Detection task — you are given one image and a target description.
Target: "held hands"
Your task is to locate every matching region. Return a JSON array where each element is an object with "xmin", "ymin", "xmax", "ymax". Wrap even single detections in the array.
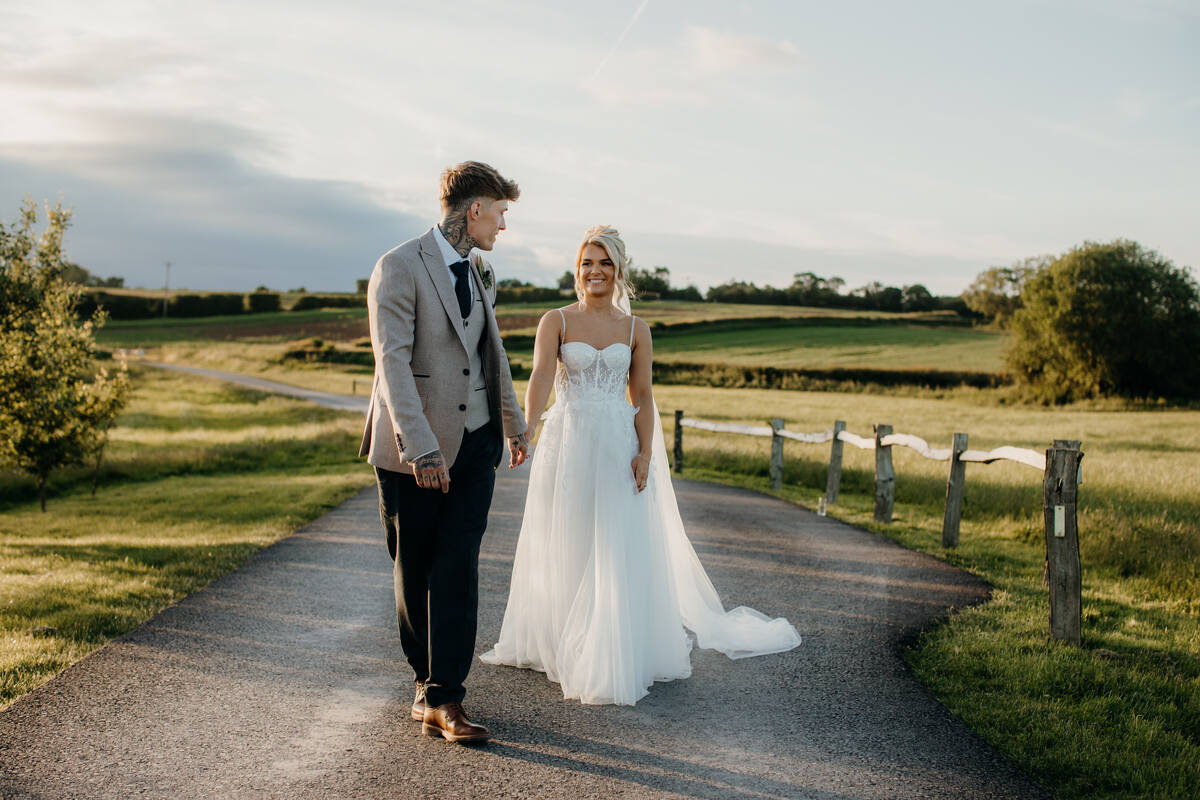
[
  {"xmin": 508, "ymin": 429, "xmax": 531, "ymax": 468},
  {"xmin": 413, "ymin": 450, "xmax": 450, "ymax": 493},
  {"xmin": 632, "ymin": 453, "xmax": 650, "ymax": 493}
]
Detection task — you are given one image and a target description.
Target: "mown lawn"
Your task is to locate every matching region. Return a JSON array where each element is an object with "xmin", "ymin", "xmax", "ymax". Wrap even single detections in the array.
[
  {"xmin": 647, "ymin": 383, "xmax": 1199, "ymax": 800},
  {"xmin": 0, "ymin": 367, "xmax": 373, "ymax": 709}
]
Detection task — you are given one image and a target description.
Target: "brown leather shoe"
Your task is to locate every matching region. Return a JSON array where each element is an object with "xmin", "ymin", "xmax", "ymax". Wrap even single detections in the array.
[
  {"xmin": 410, "ymin": 689, "xmax": 426, "ymax": 722},
  {"xmin": 422, "ymin": 702, "xmax": 490, "ymax": 744}
]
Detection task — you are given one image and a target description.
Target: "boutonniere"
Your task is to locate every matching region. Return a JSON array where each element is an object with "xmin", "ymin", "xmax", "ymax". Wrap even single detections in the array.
[{"xmin": 472, "ymin": 254, "xmax": 494, "ymax": 290}]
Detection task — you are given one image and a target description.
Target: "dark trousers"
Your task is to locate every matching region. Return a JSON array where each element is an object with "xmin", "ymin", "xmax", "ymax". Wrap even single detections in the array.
[{"xmin": 375, "ymin": 422, "xmax": 502, "ymax": 708}]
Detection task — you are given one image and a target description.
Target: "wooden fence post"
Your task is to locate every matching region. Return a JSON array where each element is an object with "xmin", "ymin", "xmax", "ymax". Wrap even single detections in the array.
[
  {"xmin": 673, "ymin": 410, "xmax": 684, "ymax": 474},
  {"xmin": 825, "ymin": 420, "xmax": 846, "ymax": 506},
  {"xmin": 769, "ymin": 418, "xmax": 784, "ymax": 491},
  {"xmin": 874, "ymin": 424, "xmax": 895, "ymax": 523},
  {"xmin": 941, "ymin": 432, "xmax": 968, "ymax": 548},
  {"xmin": 1044, "ymin": 440, "xmax": 1083, "ymax": 645}
]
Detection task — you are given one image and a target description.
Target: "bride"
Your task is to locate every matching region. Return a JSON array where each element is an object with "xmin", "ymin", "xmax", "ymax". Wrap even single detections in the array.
[{"xmin": 480, "ymin": 225, "xmax": 800, "ymax": 705}]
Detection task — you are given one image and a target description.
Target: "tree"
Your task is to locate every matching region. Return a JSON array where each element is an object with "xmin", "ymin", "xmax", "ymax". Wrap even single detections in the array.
[
  {"xmin": 1006, "ymin": 240, "xmax": 1200, "ymax": 402},
  {"xmin": 901, "ymin": 283, "xmax": 935, "ymax": 312},
  {"xmin": 628, "ymin": 266, "xmax": 671, "ymax": 297},
  {"xmin": 0, "ymin": 199, "xmax": 130, "ymax": 510},
  {"xmin": 557, "ymin": 271, "xmax": 575, "ymax": 291},
  {"xmin": 62, "ymin": 260, "xmax": 124, "ymax": 288},
  {"xmin": 788, "ymin": 272, "xmax": 845, "ymax": 306},
  {"xmin": 962, "ymin": 258, "xmax": 1046, "ymax": 327}
]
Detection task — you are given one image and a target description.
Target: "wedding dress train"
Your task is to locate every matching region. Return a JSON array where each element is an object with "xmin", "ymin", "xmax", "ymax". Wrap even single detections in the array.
[{"xmin": 481, "ymin": 319, "xmax": 800, "ymax": 705}]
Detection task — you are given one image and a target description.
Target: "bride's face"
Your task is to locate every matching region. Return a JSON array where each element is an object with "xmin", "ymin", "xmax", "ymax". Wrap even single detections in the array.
[{"xmin": 578, "ymin": 243, "xmax": 616, "ymax": 298}]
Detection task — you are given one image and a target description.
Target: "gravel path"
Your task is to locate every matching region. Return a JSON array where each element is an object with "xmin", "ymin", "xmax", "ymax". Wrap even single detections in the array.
[{"xmin": 0, "ymin": 366, "xmax": 1047, "ymax": 799}]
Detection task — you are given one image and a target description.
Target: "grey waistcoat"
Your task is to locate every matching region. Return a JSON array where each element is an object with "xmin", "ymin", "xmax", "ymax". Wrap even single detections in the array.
[{"xmin": 463, "ymin": 294, "xmax": 491, "ymax": 432}]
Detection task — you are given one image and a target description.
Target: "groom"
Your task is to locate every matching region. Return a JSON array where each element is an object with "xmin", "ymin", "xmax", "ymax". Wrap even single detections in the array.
[{"xmin": 360, "ymin": 161, "xmax": 528, "ymax": 744}]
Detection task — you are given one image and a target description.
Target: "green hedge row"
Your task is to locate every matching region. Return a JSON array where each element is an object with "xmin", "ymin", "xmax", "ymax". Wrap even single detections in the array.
[
  {"xmin": 290, "ymin": 294, "xmax": 364, "ymax": 311},
  {"xmin": 77, "ymin": 290, "xmax": 369, "ymax": 319},
  {"xmin": 651, "ymin": 361, "xmax": 1007, "ymax": 390},
  {"xmin": 495, "ymin": 286, "xmax": 566, "ymax": 304},
  {"xmin": 76, "ymin": 292, "xmax": 251, "ymax": 319}
]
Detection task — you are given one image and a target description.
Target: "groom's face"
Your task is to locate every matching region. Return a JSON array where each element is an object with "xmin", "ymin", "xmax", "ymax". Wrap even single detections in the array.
[{"xmin": 468, "ymin": 197, "xmax": 509, "ymax": 251}]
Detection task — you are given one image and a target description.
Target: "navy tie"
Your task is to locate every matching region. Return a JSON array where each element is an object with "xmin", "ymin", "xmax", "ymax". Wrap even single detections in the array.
[{"xmin": 448, "ymin": 259, "xmax": 472, "ymax": 319}]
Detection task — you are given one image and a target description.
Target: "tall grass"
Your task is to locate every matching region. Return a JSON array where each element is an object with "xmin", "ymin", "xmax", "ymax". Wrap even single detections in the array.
[
  {"xmin": 0, "ymin": 367, "xmax": 373, "ymax": 708},
  {"xmin": 649, "ymin": 383, "xmax": 1200, "ymax": 798}
]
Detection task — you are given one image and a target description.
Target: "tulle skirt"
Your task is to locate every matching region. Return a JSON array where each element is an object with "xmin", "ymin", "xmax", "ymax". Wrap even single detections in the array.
[{"xmin": 480, "ymin": 397, "xmax": 801, "ymax": 705}]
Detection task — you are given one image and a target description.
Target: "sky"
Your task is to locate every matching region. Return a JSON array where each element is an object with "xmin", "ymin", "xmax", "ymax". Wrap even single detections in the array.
[{"xmin": 1, "ymin": 0, "xmax": 1197, "ymax": 295}]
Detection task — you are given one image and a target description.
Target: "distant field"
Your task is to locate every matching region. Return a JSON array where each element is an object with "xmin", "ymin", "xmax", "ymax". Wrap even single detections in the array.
[
  {"xmin": 627, "ymin": 324, "xmax": 1002, "ymax": 372},
  {"xmin": 98, "ymin": 301, "xmax": 965, "ymax": 344},
  {"xmin": 96, "ymin": 309, "xmax": 368, "ymax": 347},
  {"xmin": 98, "ymin": 302, "xmax": 998, "ymax": 379}
]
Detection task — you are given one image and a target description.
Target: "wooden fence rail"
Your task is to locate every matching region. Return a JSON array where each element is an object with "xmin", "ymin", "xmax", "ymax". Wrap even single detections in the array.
[{"xmin": 672, "ymin": 412, "xmax": 1083, "ymax": 644}]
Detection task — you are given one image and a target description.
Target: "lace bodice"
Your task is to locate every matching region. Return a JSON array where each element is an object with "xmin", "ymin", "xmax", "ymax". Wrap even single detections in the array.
[{"xmin": 556, "ymin": 342, "xmax": 631, "ymax": 404}]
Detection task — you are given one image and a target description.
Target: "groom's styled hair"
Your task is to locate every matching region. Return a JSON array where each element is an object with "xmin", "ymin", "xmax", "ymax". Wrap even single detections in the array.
[{"xmin": 439, "ymin": 161, "xmax": 520, "ymax": 213}]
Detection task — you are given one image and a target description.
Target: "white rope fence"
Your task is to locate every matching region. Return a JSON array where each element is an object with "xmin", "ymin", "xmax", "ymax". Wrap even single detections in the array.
[
  {"xmin": 671, "ymin": 411, "xmax": 1086, "ymax": 645},
  {"xmin": 678, "ymin": 416, "xmax": 1045, "ymax": 470}
]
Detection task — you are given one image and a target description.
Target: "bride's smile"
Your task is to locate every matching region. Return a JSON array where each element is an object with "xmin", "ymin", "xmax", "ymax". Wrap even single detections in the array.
[{"xmin": 578, "ymin": 244, "xmax": 616, "ymax": 297}]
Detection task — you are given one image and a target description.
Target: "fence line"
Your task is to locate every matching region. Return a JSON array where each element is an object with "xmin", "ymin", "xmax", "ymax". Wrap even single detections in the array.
[
  {"xmin": 672, "ymin": 412, "xmax": 1083, "ymax": 644},
  {"xmin": 677, "ymin": 416, "xmax": 1045, "ymax": 470}
]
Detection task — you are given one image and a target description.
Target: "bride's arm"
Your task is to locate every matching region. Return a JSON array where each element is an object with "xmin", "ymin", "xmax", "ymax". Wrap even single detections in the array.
[
  {"xmin": 628, "ymin": 317, "xmax": 654, "ymax": 492},
  {"xmin": 523, "ymin": 311, "xmax": 561, "ymax": 438}
]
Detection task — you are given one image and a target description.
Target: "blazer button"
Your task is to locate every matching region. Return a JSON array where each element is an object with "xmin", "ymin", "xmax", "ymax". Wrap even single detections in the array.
[
  {"xmin": 458, "ymin": 404, "xmax": 467, "ymax": 411},
  {"xmin": 464, "ymin": 321, "xmax": 469, "ymax": 327},
  {"xmin": 462, "ymin": 368, "xmax": 470, "ymax": 375}
]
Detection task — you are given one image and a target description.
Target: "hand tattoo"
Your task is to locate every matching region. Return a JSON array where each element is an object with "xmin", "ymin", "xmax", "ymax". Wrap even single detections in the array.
[
  {"xmin": 510, "ymin": 432, "xmax": 529, "ymax": 450},
  {"xmin": 414, "ymin": 450, "xmax": 444, "ymax": 472},
  {"xmin": 438, "ymin": 210, "xmax": 480, "ymax": 258}
]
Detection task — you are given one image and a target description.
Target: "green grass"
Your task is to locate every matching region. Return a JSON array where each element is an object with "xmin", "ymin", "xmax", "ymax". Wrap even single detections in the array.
[
  {"xmin": 649, "ymin": 323, "xmax": 1005, "ymax": 371},
  {"xmin": 645, "ymin": 383, "xmax": 1199, "ymax": 799},
  {"xmin": 96, "ymin": 308, "xmax": 368, "ymax": 347},
  {"xmin": 0, "ymin": 367, "xmax": 373, "ymax": 708}
]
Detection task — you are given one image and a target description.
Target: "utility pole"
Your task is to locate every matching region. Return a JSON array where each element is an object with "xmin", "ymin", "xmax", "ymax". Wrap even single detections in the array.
[{"xmin": 163, "ymin": 261, "xmax": 171, "ymax": 318}]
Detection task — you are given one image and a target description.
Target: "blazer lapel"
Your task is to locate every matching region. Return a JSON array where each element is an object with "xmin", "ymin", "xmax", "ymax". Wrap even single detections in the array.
[
  {"xmin": 417, "ymin": 229, "xmax": 469, "ymax": 352},
  {"xmin": 471, "ymin": 258, "xmax": 500, "ymax": 340}
]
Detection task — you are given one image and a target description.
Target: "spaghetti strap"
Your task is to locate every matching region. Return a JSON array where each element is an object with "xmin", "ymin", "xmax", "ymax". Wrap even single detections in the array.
[
  {"xmin": 557, "ymin": 308, "xmax": 566, "ymax": 343},
  {"xmin": 628, "ymin": 315, "xmax": 636, "ymax": 347}
]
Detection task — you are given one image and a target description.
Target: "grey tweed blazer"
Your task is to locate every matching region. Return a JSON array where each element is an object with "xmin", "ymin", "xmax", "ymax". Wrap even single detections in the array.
[{"xmin": 358, "ymin": 227, "xmax": 524, "ymax": 473}]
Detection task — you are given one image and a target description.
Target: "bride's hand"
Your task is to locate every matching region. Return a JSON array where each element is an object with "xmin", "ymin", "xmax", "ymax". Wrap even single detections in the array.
[{"xmin": 631, "ymin": 454, "xmax": 650, "ymax": 493}]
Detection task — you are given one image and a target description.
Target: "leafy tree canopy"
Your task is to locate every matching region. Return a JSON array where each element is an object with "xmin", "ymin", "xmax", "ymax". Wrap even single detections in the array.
[
  {"xmin": 0, "ymin": 199, "xmax": 130, "ymax": 510},
  {"xmin": 1006, "ymin": 240, "xmax": 1200, "ymax": 402}
]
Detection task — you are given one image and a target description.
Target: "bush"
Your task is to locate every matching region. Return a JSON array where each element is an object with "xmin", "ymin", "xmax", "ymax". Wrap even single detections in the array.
[
  {"xmin": 1006, "ymin": 240, "xmax": 1200, "ymax": 402},
  {"xmin": 245, "ymin": 291, "xmax": 281, "ymax": 313},
  {"xmin": 494, "ymin": 286, "xmax": 564, "ymax": 304},
  {"xmin": 288, "ymin": 293, "xmax": 364, "ymax": 311},
  {"xmin": 77, "ymin": 291, "xmax": 160, "ymax": 320},
  {"xmin": 170, "ymin": 293, "xmax": 244, "ymax": 317}
]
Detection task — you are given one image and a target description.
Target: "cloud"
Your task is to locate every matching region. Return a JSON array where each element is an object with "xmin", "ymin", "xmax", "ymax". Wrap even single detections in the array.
[
  {"xmin": 684, "ymin": 26, "xmax": 804, "ymax": 74},
  {"xmin": 583, "ymin": 24, "xmax": 804, "ymax": 107},
  {"xmin": 0, "ymin": 38, "xmax": 193, "ymax": 91},
  {"xmin": 0, "ymin": 112, "xmax": 429, "ymax": 291}
]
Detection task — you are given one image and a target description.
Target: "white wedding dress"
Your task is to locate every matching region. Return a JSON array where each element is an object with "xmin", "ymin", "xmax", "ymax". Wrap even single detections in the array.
[{"xmin": 480, "ymin": 314, "xmax": 801, "ymax": 705}]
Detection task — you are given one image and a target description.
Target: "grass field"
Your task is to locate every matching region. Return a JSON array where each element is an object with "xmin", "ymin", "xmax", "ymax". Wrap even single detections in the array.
[
  {"xmin": 625, "ymin": 323, "xmax": 1002, "ymax": 371},
  {"xmin": 646, "ymin": 384, "xmax": 1199, "ymax": 799},
  {"xmin": 98, "ymin": 303, "xmax": 1004, "ymax": 390},
  {"xmin": 25, "ymin": 300, "xmax": 1200, "ymax": 797},
  {"xmin": 0, "ymin": 367, "xmax": 373, "ymax": 709}
]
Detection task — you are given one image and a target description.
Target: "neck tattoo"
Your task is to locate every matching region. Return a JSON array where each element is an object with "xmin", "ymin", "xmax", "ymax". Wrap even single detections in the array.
[{"xmin": 439, "ymin": 213, "xmax": 479, "ymax": 259}]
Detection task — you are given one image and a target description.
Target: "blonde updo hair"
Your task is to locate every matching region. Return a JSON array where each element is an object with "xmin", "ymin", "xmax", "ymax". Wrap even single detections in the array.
[{"xmin": 574, "ymin": 225, "xmax": 636, "ymax": 308}]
